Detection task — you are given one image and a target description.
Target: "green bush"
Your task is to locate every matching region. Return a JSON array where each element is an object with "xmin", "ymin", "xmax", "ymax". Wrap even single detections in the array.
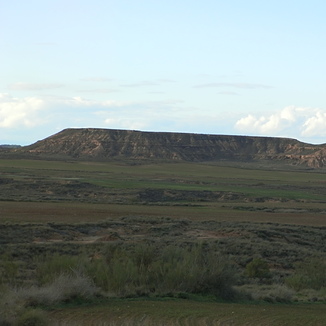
[
  {"xmin": 0, "ymin": 288, "xmax": 23, "ymax": 326},
  {"xmin": 155, "ymin": 245, "xmax": 237, "ymax": 299},
  {"xmin": 0, "ymin": 255, "xmax": 18, "ymax": 286},
  {"xmin": 286, "ymin": 257, "xmax": 326, "ymax": 291},
  {"xmin": 16, "ymin": 309, "xmax": 47, "ymax": 326},
  {"xmin": 0, "ymin": 316, "xmax": 13, "ymax": 326},
  {"xmin": 30, "ymin": 243, "xmax": 238, "ymax": 300},
  {"xmin": 85, "ymin": 243, "xmax": 238, "ymax": 299},
  {"xmin": 245, "ymin": 258, "xmax": 271, "ymax": 280},
  {"xmin": 35, "ymin": 253, "xmax": 84, "ymax": 285}
]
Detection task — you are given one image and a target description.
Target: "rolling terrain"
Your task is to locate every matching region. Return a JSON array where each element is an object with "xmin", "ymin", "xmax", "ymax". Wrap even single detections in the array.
[{"xmin": 1, "ymin": 129, "xmax": 326, "ymax": 325}]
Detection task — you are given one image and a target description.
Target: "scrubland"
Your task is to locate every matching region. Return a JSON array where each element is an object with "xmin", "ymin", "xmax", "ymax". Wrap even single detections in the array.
[{"xmin": 0, "ymin": 158, "xmax": 326, "ymax": 325}]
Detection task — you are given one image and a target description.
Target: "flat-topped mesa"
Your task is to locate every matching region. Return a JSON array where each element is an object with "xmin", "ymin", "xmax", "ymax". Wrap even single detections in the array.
[{"xmin": 22, "ymin": 128, "xmax": 326, "ymax": 167}]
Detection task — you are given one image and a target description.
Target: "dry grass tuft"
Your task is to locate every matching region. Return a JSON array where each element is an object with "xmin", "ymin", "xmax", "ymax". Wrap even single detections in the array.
[{"xmin": 17, "ymin": 273, "xmax": 99, "ymax": 307}]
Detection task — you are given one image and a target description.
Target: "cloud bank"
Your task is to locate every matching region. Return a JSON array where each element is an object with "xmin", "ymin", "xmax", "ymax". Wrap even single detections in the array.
[
  {"xmin": 1, "ymin": 93, "xmax": 326, "ymax": 145},
  {"xmin": 235, "ymin": 106, "xmax": 326, "ymax": 142},
  {"xmin": 0, "ymin": 94, "xmax": 189, "ymax": 144},
  {"xmin": 0, "ymin": 93, "xmax": 45, "ymax": 128}
]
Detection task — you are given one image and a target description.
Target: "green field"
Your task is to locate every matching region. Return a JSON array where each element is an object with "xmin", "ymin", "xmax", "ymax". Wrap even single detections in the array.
[
  {"xmin": 1, "ymin": 158, "xmax": 326, "ymax": 325},
  {"xmin": 1, "ymin": 159, "xmax": 326, "ymax": 201}
]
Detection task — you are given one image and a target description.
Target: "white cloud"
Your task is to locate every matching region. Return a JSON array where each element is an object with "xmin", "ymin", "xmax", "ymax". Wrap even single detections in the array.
[
  {"xmin": 3, "ymin": 93, "xmax": 326, "ymax": 145},
  {"xmin": 0, "ymin": 93, "xmax": 45, "ymax": 128},
  {"xmin": 302, "ymin": 110, "xmax": 326, "ymax": 137},
  {"xmin": 235, "ymin": 106, "xmax": 326, "ymax": 141},
  {"xmin": 0, "ymin": 93, "xmax": 182, "ymax": 134},
  {"xmin": 235, "ymin": 108, "xmax": 295, "ymax": 134}
]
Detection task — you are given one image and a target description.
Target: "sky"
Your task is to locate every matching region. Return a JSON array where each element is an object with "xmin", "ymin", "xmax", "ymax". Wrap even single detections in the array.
[{"xmin": 1, "ymin": 0, "xmax": 326, "ymax": 145}]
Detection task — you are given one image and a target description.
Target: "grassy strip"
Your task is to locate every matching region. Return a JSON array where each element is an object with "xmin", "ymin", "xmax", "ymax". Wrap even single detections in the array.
[
  {"xmin": 2, "ymin": 201, "xmax": 326, "ymax": 226},
  {"xmin": 1, "ymin": 159, "xmax": 326, "ymax": 183},
  {"xmin": 1, "ymin": 159, "xmax": 326, "ymax": 202}
]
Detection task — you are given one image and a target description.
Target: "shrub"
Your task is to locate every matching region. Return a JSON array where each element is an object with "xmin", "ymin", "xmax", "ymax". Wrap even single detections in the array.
[
  {"xmin": 35, "ymin": 253, "xmax": 84, "ymax": 285},
  {"xmin": 133, "ymin": 243, "xmax": 156, "ymax": 269},
  {"xmin": 85, "ymin": 243, "xmax": 238, "ymax": 299},
  {"xmin": 238, "ymin": 284, "xmax": 294, "ymax": 303},
  {"xmin": 28, "ymin": 243, "xmax": 238, "ymax": 300},
  {"xmin": 245, "ymin": 258, "xmax": 271, "ymax": 280},
  {"xmin": 0, "ymin": 273, "xmax": 97, "ymax": 326},
  {"xmin": 0, "ymin": 288, "xmax": 23, "ymax": 325},
  {"xmin": 0, "ymin": 317, "xmax": 12, "ymax": 326},
  {"xmin": 157, "ymin": 246, "xmax": 238, "ymax": 299},
  {"xmin": 262, "ymin": 285, "xmax": 294, "ymax": 303},
  {"xmin": 17, "ymin": 273, "xmax": 99, "ymax": 307},
  {"xmin": 16, "ymin": 309, "xmax": 47, "ymax": 326},
  {"xmin": 0, "ymin": 255, "xmax": 18, "ymax": 286},
  {"xmin": 285, "ymin": 257, "xmax": 326, "ymax": 291}
]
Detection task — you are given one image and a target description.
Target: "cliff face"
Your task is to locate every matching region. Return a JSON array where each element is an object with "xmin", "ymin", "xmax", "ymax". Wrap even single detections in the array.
[{"xmin": 23, "ymin": 128, "xmax": 326, "ymax": 167}]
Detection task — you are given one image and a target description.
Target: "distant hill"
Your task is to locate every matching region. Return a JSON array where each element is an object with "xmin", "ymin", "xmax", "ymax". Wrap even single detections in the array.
[
  {"xmin": 14, "ymin": 128, "xmax": 326, "ymax": 168},
  {"xmin": 0, "ymin": 144, "xmax": 21, "ymax": 150}
]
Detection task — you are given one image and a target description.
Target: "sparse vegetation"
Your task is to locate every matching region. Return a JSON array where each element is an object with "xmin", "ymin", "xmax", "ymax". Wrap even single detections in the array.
[
  {"xmin": 16, "ymin": 309, "xmax": 48, "ymax": 326},
  {"xmin": 1, "ymin": 156, "xmax": 326, "ymax": 324},
  {"xmin": 285, "ymin": 257, "xmax": 326, "ymax": 291}
]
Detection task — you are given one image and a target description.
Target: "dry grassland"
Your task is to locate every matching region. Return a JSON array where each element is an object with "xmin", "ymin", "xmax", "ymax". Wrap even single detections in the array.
[{"xmin": 1, "ymin": 158, "xmax": 326, "ymax": 325}]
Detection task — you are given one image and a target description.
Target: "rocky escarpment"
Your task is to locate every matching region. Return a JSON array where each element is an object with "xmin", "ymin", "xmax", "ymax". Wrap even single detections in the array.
[{"xmin": 21, "ymin": 128, "xmax": 326, "ymax": 167}]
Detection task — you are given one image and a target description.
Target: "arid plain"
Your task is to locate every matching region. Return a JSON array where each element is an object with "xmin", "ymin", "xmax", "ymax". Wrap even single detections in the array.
[{"xmin": 1, "ymin": 129, "xmax": 326, "ymax": 325}]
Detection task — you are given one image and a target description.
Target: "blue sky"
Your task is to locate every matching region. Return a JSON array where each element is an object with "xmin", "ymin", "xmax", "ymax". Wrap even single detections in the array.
[{"xmin": 1, "ymin": 0, "xmax": 326, "ymax": 145}]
